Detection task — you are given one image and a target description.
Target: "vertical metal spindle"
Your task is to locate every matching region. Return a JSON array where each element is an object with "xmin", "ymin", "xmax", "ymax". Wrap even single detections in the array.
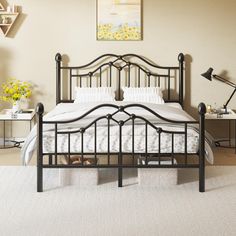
[
  {"xmin": 79, "ymin": 76, "xmax": 82, "ymax": 87},
  {"xmin": 128, "ymin": 64, "xmax": 131, "ymax": 87},
  {"xmin": 100, "ymin": 68, "xmax": 102, "ymax": 87},
  {"xmin": 81, "ymin": 131, "xmax": 84, "ymax": 165},
  {"xmin": 109, "ymin": 64, "xmax": 112, "ymax": 87},
  {"xmin": 171, "ymin": 133, "xmax": 174, "ymax": 165},
  {"xmin": 89, "ymin": 74, "xmax": 92, "ymax": 87},
  {"xmin": 55, "ymin": 124, "xmax": 58, "ymax": 165},
  {"xmin": 49, "ymin": 155, "xmax": 52, "ymax": 165},
  {"xmin": 107, "ymin": 119, "xmax": 110, "ymax": 165},
  {"xmin": 145, "ymin": 122, "xmax": 148, "ymax": 165},
  {"xmin": 148, "ymin": 74, "xmax": 150, "ymax": 87},
  {"xmin": 118, "ymin": 69, "xmax": 121, "ymax": 100},
  {"xmin": 118, "ymin": 123, "xmax": 123, "ymax": 187},
  {"xmin": 69, "ymin": 69, "xmax": 72, "ymax": 101},
  {"xmin": 68, "ymin": 133, "xmax": 71, "ymax": 165},
  {"xmin": 158, "ymin": 131, "xmax": 161, "ymax": 165},
  {"xmin": 138, "ymin": 68, "xmax": 141, "ymax": 87},
  {"xmin": 168, "ymin": 69, "xmax": 170, "ymax": 100},
  {"xmin": 132, "ymin": 117, "xmax": 135, "ymax": 165},
  {"xmin": 94, "ymin": 123, "xmax": 97, "ymax": 165},
  {"xmin": 158, "ymin": 76, "xmax": 160, "ymax": 87}
]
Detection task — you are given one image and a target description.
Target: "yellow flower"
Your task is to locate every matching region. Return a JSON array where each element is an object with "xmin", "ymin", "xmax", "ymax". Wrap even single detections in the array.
[
  {"xmin": 133, "ymin": 33, "xmax": 140, "ymax": 40},
  {"xmin": 0, "ymin": 78, "xmax": 32, "ymax": 104},
  {"xmin": 26, "ymin": 91, "xmax": 31, "ymax": 98},
  {"xmin": 98, "ymin": 31, "xmax": 104, "ymax": 39},
  {"xmin": 107, "ymin": 32, "xmax": 113, "ymax": 40},
  {"xmin": 123, "ymin": 33, "xmax": 131, "ymax": 40},
  {"xmin": 114, "ymin": 32, "xmax": 122, "ymax": 40}
]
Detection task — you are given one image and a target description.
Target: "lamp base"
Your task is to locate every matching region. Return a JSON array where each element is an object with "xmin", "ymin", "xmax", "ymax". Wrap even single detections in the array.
[
  {"xmin": 221, "ymin": 106, "xmax": 229, "ymax": 115},
  {"xmin": 219, "ymin": 111, "xmax": 229, "ymax": 115}
]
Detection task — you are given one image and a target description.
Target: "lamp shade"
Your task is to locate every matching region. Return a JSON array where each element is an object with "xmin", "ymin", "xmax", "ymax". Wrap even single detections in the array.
[{"xmin": 201, "ymin": 67, "xmax": 214, "ymax": 81}]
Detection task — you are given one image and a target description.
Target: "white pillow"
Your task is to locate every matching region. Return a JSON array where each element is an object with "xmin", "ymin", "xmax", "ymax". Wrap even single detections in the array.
[
  {"xmin": 74, "ymin": 87, "xmax": 115, "ymax": 103},
  {"xmin": 122, "ymin": 87, "xmax": 164, "ymax": 104}
]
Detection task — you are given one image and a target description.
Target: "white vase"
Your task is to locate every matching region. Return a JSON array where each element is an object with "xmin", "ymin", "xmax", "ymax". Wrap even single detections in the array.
[
  {"xmin": 12, "ymin": 100, "xmax": 20, "ymax": 113},
  {"xmin": 20, "ymin": 98, "xmax": 29, "ymax": 110}
]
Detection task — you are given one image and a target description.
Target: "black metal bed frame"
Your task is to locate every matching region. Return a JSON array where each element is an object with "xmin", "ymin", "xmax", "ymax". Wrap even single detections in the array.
[{"xmin": 36, "ymin": 53, "xmax": 206, "ymax": 192}]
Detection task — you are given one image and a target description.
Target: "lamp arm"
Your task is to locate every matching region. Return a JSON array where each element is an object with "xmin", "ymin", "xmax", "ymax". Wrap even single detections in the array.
[
  {"xmin": 213, "ymin": 74, "xmax": 236, "ymax": 88},
  {"xmin": 224, "ymin": 87, "xmax": 236, "ymax": 108}
]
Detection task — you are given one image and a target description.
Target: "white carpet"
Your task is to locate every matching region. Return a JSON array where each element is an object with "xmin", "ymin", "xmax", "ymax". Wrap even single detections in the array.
[{"xmin": 0, "ymin": 166, "xmax": 236, "ymax": 236}]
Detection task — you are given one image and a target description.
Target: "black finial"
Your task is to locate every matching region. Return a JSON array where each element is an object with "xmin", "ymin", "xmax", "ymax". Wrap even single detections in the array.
[
  {"xmin": 55, "ymin": 53, "xmax": 62, "ymax": 62},
  {"xmin": 198, "ymin": 103, "xmax": 206, "ymax": 115},
  {"xmin": 178, "ymin": 53, "xmax": 184, "ymax": 62},
  {"xmin": 36, "ymin": 103, "xmax": 44, "ymax": 115}
]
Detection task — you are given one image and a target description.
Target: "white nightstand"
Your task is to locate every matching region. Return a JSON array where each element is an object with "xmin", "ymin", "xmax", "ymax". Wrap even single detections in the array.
[
  {"xmin": 205, "ymin": 109, "xmax": 236, "ymax": 153},
  {"xmin": 0, "ymin": 109, "xmax": 35, "ymax": 149}
]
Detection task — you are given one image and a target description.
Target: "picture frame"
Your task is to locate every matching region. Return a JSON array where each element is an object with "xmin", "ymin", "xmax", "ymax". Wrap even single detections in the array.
[{"xmin": 96, "ymin": 0, "xmax": 142, "ymax": 41}]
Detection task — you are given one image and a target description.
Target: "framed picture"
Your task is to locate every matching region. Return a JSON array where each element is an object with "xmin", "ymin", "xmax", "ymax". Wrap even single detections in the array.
[{"xmin": 96, "ymin": 0, "xmax": 142, "ymax": 41}]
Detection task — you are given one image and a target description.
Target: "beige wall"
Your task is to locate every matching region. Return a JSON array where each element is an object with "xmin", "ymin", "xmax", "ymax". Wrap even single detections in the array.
[{"xmin": 1, "ymin": 0, "xmax": 236, "ymax": 138}]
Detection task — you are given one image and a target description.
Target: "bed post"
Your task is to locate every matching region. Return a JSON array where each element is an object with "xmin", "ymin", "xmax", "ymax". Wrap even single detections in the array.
[
  {"xmin": 36, "ymin": 103, "xmax": 44, "ymax": 192},
  {"xmin": 198, "ymin": 102, "xmax": 206, "ymax": 192},
  {"xmin": 55, "ymin": 53, "xmax": 62, "ymax": 105},
  {"xmin": 178, "ymin": 53, "xmax": 184, "ymax": 108}
]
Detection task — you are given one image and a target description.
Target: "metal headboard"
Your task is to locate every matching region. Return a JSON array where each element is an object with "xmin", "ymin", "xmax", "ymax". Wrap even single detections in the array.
[{"xmin": 55, "ymin": 53, "xmax": 185, "ymax": 106}]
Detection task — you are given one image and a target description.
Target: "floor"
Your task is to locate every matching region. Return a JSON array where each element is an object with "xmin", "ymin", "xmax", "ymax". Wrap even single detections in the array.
[
  {"xmin": 1, "ymin": 147, "xmax": 236, "ymax": 236},
  {"xmin": 0, "ymin": 146, "xmax": 235, "ymax": 166},
  {"xmin": 0, "ymin": 165, "xmax": 236, "ymax": 236}
]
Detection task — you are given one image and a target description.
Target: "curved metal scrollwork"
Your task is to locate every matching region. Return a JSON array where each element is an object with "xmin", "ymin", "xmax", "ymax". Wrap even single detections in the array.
[{"xmin": 55, "ymin": 53, "xmax": 185, "ymax": 105}]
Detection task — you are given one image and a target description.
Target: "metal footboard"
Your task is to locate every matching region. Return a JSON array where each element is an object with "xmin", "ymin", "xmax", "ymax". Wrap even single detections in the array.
[{"xmin": 36, "ymin": 102, "xmax": 206, "ymax": 192}]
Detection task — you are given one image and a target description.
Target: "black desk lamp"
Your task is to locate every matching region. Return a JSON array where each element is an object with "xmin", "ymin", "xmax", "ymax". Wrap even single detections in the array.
[{"xmin": 201, "ymin": 67, "xmax": 236, "ymax": 114}]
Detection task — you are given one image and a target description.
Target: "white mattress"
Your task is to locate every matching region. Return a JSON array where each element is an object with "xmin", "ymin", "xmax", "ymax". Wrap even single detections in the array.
[
  {"xmin": 43, "ymin": 124, "xmax": 199, "ymax": 154},
  {"xmin": 21, "ymin": 101, "xmax": 214, "ymax": 165}
]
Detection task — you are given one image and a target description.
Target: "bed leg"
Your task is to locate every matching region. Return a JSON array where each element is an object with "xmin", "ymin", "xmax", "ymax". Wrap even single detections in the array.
[
  {"xmin": 199, "ymin": 163, "xmax": 205, "ymax": 192},
  {"xmin": 36, "ymin": 103, "xmax": 44, "ymax": 192},
  {"xmin": 118, "ymin": 167, "xmax": 123, "ymax": 187},
  {"xmin": 198, "ymin": 103, "xmax": 206, "ymax": 193},
  {"xmin": 37, "ymin": 165, "xmax": 43, "ymax": 192}
]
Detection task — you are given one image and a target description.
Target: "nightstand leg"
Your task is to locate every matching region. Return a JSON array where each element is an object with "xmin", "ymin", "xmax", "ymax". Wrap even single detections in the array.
[
  {"xmin": 3, "ymin": 120, "xmax": 5, "ymax": 148},
  {"xmin": 235, "ymin": 120, "xmax": 236, "ymax": 154}
]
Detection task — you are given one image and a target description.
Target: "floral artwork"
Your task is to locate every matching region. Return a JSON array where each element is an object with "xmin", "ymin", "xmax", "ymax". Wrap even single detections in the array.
[{"xmin": 97, "ymin": 0, "xmax": 142, "ymax": 41}]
